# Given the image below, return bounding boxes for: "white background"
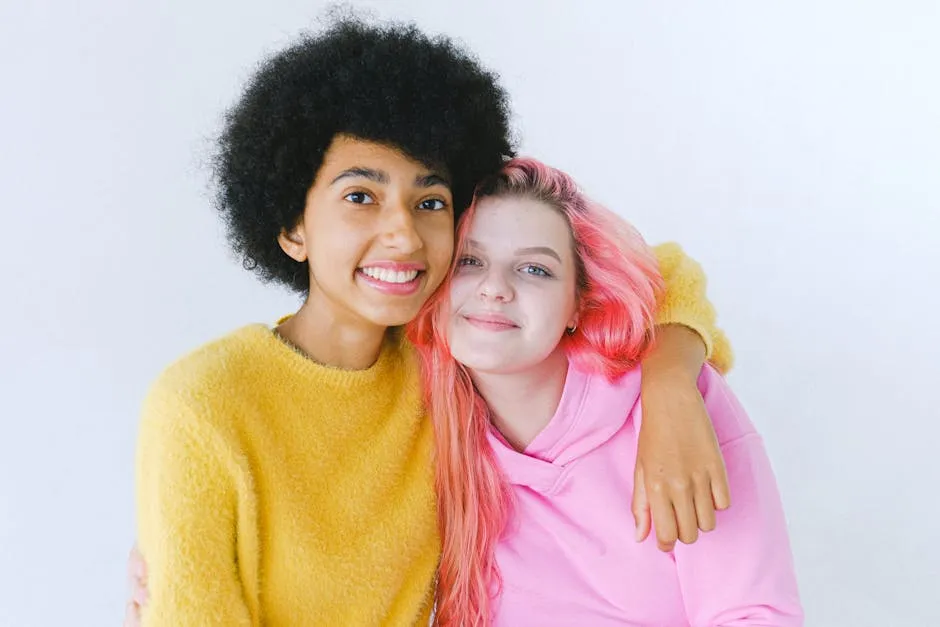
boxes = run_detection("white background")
[1,1,938,625]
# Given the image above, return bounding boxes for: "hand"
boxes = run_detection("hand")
[123,543,148,627]
[633,377,731,552]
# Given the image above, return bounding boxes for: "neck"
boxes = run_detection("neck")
[470,348,570,452]
[276,288,388,370]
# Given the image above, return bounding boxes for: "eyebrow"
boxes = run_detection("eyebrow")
[465,239,562,263]
[331,167,450,188]
[515,246,562,262]
[415,173,450,188]
[331,167,389,185]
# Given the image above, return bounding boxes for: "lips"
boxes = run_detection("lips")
[462,312,520,331]
[356,262,426,296]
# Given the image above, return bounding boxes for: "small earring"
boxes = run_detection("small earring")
[566,325,577,335]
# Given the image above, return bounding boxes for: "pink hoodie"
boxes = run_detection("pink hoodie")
[488,364,803,626]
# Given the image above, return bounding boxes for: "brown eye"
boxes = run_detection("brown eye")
[457,255,482,267]
[344,191,375,204]
[418,198,447,211]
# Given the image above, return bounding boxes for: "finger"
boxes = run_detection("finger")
[134,548,148,585]
[133,580,148,606]
[632,466,651,542]
[649,486,678,552]
[138,549,148,583]
[127,544,149,606]
[694,478,717,533]
[672,490,700,545]
[129,545,145,580]
[124,600,140,627]
[711,465,731,511]
[127,547,139,582]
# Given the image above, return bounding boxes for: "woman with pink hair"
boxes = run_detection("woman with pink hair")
[409,158,804,626]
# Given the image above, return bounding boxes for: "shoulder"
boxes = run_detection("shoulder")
[160,323,271,382]
[577,366,644,427]
[398,335,430,382]
[140,325,272,435]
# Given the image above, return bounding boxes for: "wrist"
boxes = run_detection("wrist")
[645,324,706,382]
[642,357,701,390]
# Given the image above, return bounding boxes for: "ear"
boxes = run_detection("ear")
[567,310,580,330]
[278,222,308,262]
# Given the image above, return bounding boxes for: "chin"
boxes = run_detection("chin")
[452,350,517,374]
[366,305,425,328]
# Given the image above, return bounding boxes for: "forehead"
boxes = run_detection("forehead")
[468,196,573,250]
[319,134,442,178]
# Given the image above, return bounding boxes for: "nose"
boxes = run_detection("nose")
[379,199,422,255]
[478,266,514,303]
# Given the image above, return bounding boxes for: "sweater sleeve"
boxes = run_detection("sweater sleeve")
[652,242,734,373]
[673,366,803,626]
[135,380,254,627]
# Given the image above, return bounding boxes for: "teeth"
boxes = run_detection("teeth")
[361,267,420,284]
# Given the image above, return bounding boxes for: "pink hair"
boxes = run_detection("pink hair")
[406,157,663,625]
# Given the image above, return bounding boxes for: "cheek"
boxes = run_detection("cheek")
[306,233,359,281]
[418,218,455,266]
[419,229,454,295]
[447,274,477,312]
[445,276,476,340]
[524,285,575,330]
[306,209,367,264]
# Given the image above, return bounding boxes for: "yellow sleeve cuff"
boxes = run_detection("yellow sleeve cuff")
[652,242,734,373]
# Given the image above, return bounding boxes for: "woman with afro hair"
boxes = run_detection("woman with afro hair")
[129,15,734,627]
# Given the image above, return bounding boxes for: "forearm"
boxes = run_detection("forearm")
[644,323,707,385]
[630,242,734,551]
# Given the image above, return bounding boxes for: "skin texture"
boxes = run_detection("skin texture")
[275,136,456,369]
[447,196,731,553]
[448,196,579,451]
[637,325,731,550]
[210,17,513,294]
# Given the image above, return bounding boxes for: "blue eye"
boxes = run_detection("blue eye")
[522,265,552,278]
[419,198,447,211]
[344,191,375,204]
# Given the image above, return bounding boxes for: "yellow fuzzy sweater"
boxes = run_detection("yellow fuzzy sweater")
[135,243,730,626]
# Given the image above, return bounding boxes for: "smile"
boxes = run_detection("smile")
[462,313,520,332]
[357,264,425,296]
[359,267,420,284]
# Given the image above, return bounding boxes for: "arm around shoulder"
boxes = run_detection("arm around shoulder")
[652,242,733,374]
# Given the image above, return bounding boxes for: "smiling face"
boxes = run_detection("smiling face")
[278,135,456,330]
[446,195,580,375]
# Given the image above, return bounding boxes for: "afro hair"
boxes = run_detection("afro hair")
[213,16,516,293]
